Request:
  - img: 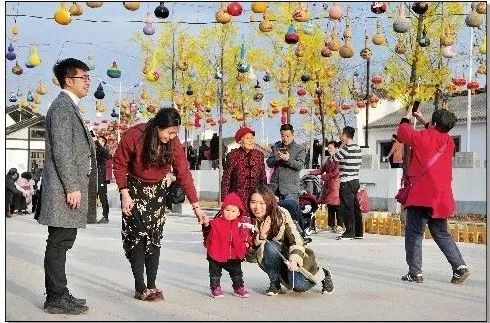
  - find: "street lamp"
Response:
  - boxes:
[98,78,143,142]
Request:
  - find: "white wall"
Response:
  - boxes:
[6,139,29,149]
[30,140,46,150]
[356,100,403,147]
[6,150,29,173]
[7,128,28,140]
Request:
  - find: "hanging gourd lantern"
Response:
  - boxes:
[11,22,19,36]
[293,3,310,22]
[33,94,42,105]
[341,103,351,111]
[299,107,308,115]
[303,22,314,35]
[452,76,466,87]
[353,108,360,114]
[143,12,155,35]
[154,2,169,19]
[295,43,305,58]
[321,43,332,57]
[87,52,95,70]
[393,3,410,33]
[442,46,456,59]
[54,3,72,25]
[356,100,366,108]
[52,75,59,85]
[259,14,273,32]
[238,43,250,73]
[6,43,16,61]
[357,46,371,60]
[300,73,311,83]
[26,90,34,102]
[371,2,387,14]
[69,2,84,16]
[339,20,354,58]
[395,36,407,54]
[476,2,486,14]
[146,66,159,82]
[280,111,287,125]
[419,25,430,47]
[177,59,188,71]
[123,2,140,11]
[227,2,243,16]
[188,68,197,78]
[251,2,267,13]
[147,102,157,113]
[263,69,271,82]
[217,117,227,124]
[466,4,482,28]
[411,2,428,15]
[107,61,122,78]
[368,95,379,107]
[94,83,105,99]
[372,20,385,45]
[477,64,486,74]
[86,2,103,8]
[16,88,23,97]
[371,75,383,85]
[328,27,341,51]
[216,5,232,24]
[479,38,486,54]
[329,3,343,20]
[440,23,455,47]
[28,45,41,66]
[36,81,47,95]
[9,91,17,102]
[186,84,194,96]
[96,100,106,113]
[467,80,479,90]
[12,60,22,75]
[285,24,299,44]
[296,87,307,96]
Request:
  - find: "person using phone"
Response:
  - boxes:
[383,134,404,168]
[266,124,306,203]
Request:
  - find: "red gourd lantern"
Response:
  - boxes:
[467,80,479,90]
[206,117,214,124]
[296,87,306,96]
[341,103,351,110]
[313,97,320,105]
[280,111,287,124]
[299,107,308,114]
[285,24,299,44]
[371,75,383,85]
[194,116,201,128]
[452,76,466,87]
[218,117,227,124]
[356,100,366,108]
[227,2,243,16]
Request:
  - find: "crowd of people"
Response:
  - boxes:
[7,58,469,315]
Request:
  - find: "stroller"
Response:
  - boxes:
[299,174,323,235]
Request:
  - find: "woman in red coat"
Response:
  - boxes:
[397,108,468,284]
[221,127,267,217]
[309,141,342,233]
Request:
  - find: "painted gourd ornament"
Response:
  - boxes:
[412,2,428,15]
[154,2,169,19]
[418,26,430,47]
[28,46,41,66]
[94,83,105,99]
[227,2,243,16]
[12,60,23,75]
[393,3,410,33]
[54,3,72,25]
[69,2,84,16]
[293,3,309,22]
[86,2,103,8]
[107,62,122,78]
[251,2,268,13]
[216,5,232,24]
[6,43,16,61]
[123,2,140,11]
[143,12,155,35]
[371,2,388,14]
[466,4,482,28]
[285,24,299,44]
[329,3,343,20]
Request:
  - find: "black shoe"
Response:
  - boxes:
[451,266,470,284]
[266,281,283,296]
[401,273,423,283]
[6,214,11,218]
[68,293,86,306]
[44,296,88,315]
[336,235,354,240]
[245,249,258,263]
[354,236,363,239]
[321,268,334,294]
[303,237,313,244]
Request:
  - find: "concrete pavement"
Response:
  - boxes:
[5,208,487,321]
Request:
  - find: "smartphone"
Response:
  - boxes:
[279,147,288,154]
[412,100,420,114]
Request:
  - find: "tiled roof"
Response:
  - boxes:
[367,92,487,130]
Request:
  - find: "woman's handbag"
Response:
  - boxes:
[166,181,185,205]
[395,141,448,205]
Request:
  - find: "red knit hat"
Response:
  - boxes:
[234,127,255,142]
[221,192,245,215]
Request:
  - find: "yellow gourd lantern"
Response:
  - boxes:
[28,45,42,66]
[54,3,72,25]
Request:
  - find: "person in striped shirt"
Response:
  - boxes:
[331,126,363,240]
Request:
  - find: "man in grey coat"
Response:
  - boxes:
[266,124,306,202]
[38,58,95,315]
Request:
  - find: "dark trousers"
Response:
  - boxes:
[278,199,306,231]
[327,204,343,228]
[339,179,363,238]
[98,182,109,218]
[6,191,14,216]
[127,238,161,293]
[208,257,243,288]
[392,163,403,168]
[44,226,77,301]
[405,206,466,275]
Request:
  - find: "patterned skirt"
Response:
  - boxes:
[122,176,167,259]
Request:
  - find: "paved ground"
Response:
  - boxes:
[5,208,487,321]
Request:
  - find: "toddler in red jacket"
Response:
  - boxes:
[202,192,252,298]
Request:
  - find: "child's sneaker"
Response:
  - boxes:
[233,285,250,298]
[266,281,282,296]
[321,268,334,294]
[210,286,224,298]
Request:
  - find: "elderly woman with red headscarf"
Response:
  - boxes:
[221,127,267,217]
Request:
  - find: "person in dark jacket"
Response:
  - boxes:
[198,141,209,169]
[312,139,322,169]
[210,133,220,170]
[202,193,251,298]
[6,168,24,218]
[94,134,111,224]
[398,108,469,284]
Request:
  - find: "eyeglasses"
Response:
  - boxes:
[67,75,90,82]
